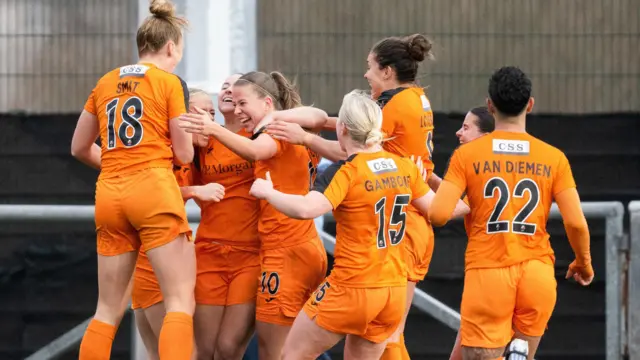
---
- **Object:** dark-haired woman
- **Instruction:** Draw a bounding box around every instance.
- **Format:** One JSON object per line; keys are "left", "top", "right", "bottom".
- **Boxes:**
{"left": 364, "top": 34, "right": 437, "bottom": 360}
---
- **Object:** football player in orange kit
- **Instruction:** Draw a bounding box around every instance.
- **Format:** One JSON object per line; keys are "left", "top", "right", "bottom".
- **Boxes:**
{"left": 265, "top": 34, "right": 437, "bottom": 359}
{"left": 430, "top": 66, "right": 594, "bottom": 360}
{"left": 446, "top": 106, "right": 494, "bottom": 360}
{"left": 178, "top": 71, "right": 328, "bottom": 360}
{"left": 131, "top": 87, "right": 224, "bottom": 360}
{"left": 249, "top": 90, "right": 469, "bottom": 359}
{"left": 70, "top": 0, "right": 197, "bottom": 359}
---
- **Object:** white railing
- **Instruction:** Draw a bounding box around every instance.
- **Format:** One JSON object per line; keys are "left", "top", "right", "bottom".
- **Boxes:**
{"left": 8, "top": 201, "right": 625, "bottom": 360}
{"left": 627, "top": 201, "right": 640, "bottom": 359}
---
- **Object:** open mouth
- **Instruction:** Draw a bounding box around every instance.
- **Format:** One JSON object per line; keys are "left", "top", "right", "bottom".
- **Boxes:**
{"left": 239, "top": 117, "right": 251, "bottom": 123}
{"left": 222, "top": 96, "right": 233, "bottom": 103}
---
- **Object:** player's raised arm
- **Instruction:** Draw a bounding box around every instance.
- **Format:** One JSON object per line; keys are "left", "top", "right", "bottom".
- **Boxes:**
{"left": 429, "top": 149, "right": 467, "bottom": 226}
{"left": 408, "top": 155, "right": 469, "bottom": 220}
{"left": 250, "top": 171, "right": 333, "bottom": 220}
{"left": 272, "top": 106, "right": 330, "bottom": 131}
{"left": 168, "top": 76, "right": 194, "bottom": 165}
{"left": 266, "top": 122, "right": 347, "bottom": 162}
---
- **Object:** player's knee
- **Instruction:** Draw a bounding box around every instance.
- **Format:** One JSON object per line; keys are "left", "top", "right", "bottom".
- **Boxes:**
{"left": 281, "top": 345, "right": 314, "bottom": 360}
{"left": 195, "top": 343, "right": 214, "bottom": 360}
{"left": 215, "top": 337, "right": 243, "bottom": 360}
{"left": 94, "top": 300, "right": 127, "bottom": 326}
{"left": 163, "top": 294, "right": 195, "bottom": 316}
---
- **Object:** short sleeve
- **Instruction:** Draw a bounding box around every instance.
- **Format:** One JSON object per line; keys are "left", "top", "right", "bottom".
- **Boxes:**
{"left": 409, "top": 162, "right": 430, "bottom": 200}
{"left": 553, "top": 153, "right": 577, "bottom": 196}
{"left": 84, "top": 87, "right": 97, "bottom": 115}
{"left": 252, "top": 127, "right": 285, "bottom": 157}
{"left": 167, "top": 75, "right": 189, "bottom": 120}
{"left": 443, "top": 148, "right": 467, "bottom": 192}
{"left": 312, "top": 161, "right": 351, "bottom": 209}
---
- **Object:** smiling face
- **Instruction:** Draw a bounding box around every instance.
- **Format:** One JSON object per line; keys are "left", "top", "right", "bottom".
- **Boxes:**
{"left": 217, "top": 73, "right": 242, "bottom": 115}
{"left": 232, "top": 83, "right": 274, "bottom": 132}
{"left": 364, "top": 52, "right": 388, "bottom": 100}
{"left": 456, "top": 111, "right": 485, "bottom": 144}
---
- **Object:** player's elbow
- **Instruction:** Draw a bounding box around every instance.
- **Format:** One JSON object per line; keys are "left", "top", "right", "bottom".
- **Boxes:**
{"left": 564, "top": 217, "right": 589, "bottom": 235}
{"left": 173, "top": 146, "right": 194, "bottom": 165}
{"left": 70, "top": 141, "right": 89, "bottom": 161}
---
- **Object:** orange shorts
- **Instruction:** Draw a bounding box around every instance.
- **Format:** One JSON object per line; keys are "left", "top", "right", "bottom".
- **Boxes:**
{"left": 304, "top": 279, "right": 406, "bottom": 344}
{"left": 131, "top": 250, "right": 162, "bottom": 310}
{"left": 195, "top": 241, "right": 261, "bottom": 306}
{"left": 256, "top": 238, "right": 328, "bottom": 326}
{"left": 405, "top": 210, "right": 434, "bottom": 282}
{"left": 94, "top": 167, "right": 192, "bottom": 256}
{"left": 460, "top": 259, "right": 557, "bottom": 348}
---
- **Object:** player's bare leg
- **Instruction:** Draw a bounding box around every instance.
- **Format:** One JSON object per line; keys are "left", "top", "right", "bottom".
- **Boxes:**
{"left": 511, "top": 330, "right": 540, "bottom": 360}
{"left": 147, "top": 234, "right": 197, "bottom": 360}
{"left": 344, "top": 334, "right": 387, "bottom": 360}
{"left": 281, "top": 312, "right": 343, "bottom": 360}
{"left": 79, "top": 251, "right": 137, "bottom": 359}
{"left": 381, "top": 281, "right": 415, "bottom": 359}
{"left": 449, "top": 330, "right": 462, "bottom": 360}
{"left": 135, "top": 304, "right": 165, "bottom": 360}
{"left": 256, "top": 321, "right": 292, "bottom": 360}
{"left": 194, "top": 305, "right": 225, "bottom": 360}
{"left": 215, "top": 303, "right": 256, "bottom": 360}
{"left": 461, "top": 345, "right": 506, "bottom": 360}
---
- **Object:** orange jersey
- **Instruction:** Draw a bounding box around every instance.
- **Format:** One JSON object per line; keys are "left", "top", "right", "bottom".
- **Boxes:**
{"left": 313, "top": 150, "right": 430, "bottom": 287}
{"left": 195, "top": 129, "right": 260, "bottom": 248}
{"left": 444, "top": 130, "right": 577, "bottom": 270}
{"left": 252, "top": 130, "right": 318, "bottom": 249}
{"left": 379, "top": 87, "right": 435, "bottom": 178}
{"left": 307, "top": 148, "right": 322, "bottom": 190}
{"left": 84, "top": 63, "right": 188, "bottom": 179}
{"left": 173, "top": 163, "right": 196, "bottom": 188}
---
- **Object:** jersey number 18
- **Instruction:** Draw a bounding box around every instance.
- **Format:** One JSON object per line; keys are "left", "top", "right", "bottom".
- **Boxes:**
{"left": 106, "top": 96, "right": 144, "bottom": 149}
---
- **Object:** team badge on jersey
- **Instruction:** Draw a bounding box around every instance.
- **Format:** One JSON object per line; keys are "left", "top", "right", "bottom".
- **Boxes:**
{"left": 119, "top": 64, "right": 150, "bottom": 78}
{"left": 367, "top": 158, "right": 398, "bottom": 175}
{"left": 492, "top": 139, "right": 530, "bottom": 155}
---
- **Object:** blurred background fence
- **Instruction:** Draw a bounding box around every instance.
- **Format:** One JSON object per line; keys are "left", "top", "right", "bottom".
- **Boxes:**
{"left": 0, "top": 0, "right": 638, "bottom": 114}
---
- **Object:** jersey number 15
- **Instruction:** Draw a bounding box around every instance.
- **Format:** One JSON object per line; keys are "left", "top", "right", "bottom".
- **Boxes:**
{"left": 106, "top": 97, "right": 144, "bottom": 149}
{"left": 375, "top": 195, "right": 410, "bottom": 249}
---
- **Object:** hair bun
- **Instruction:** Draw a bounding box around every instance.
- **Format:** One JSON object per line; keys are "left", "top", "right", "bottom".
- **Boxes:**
{"left": 404, "top": 34, "right": 433, "bottom": 62}
{"left": 149, "top": 0, "right": 176, "bottom": 18}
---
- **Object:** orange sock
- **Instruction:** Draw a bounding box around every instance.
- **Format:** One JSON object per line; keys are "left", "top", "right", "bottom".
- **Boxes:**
{"left": 79, "top": 319, "right": 117, "bottom": 360}
{"left": 399, "top": 333, "right": 410, "bottom": 360}
{"left": 380, "top": 341, "right": 402, "bottom": 360}
{"left": 159, "top": 311, "right": 194, "bottom": 360}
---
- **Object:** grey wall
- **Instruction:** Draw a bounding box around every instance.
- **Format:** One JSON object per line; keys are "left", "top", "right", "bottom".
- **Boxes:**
{"left": 258, "top": 0, "right": 640, "bottom": 113}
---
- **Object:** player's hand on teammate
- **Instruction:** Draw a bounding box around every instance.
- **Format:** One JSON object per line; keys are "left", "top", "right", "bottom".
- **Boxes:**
{"left": 266, "top": 121, "right": 310, "bottom": 145}
{"left": 565, "top": 260, "right": 594, "bottom": 286}
{"left": 410, "top": 155, "right": 428, "bottom": 182}
{"left": 193, "top": 183, "right": 225, "bottom": 202}
{"left": 179, "top": 107, "right": 219, "bottom": 136}
{"left": 250, "top": 171, "right": 274, "bottom": 199}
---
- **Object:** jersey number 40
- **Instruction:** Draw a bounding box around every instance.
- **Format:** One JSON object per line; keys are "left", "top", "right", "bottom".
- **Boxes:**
{"left": 106, "top": 96, "right": 144, "bottom": 149}
{"left": 375, "top": 194, "right": 410, "bottom": 249}
{"left": 484, "top": 177, "right": 540, "bottom": 235}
